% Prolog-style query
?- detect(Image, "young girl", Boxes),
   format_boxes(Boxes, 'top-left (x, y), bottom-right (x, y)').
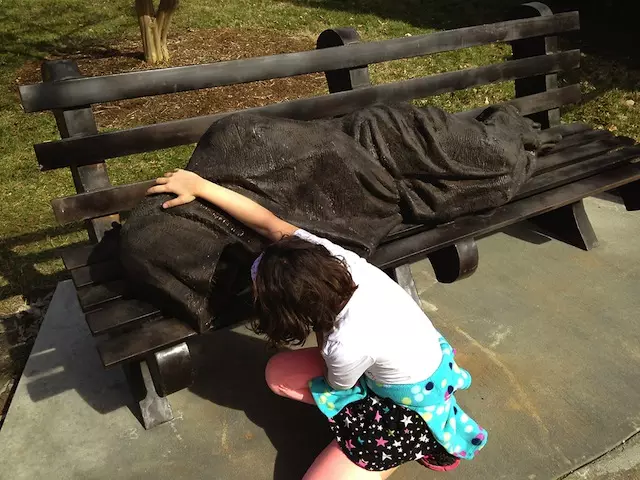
top-left (148, 169), bottom-right (488, 479)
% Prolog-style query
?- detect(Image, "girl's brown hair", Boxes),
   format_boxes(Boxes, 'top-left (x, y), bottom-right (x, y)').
top-left (251, 235), bottom-right (357, 346)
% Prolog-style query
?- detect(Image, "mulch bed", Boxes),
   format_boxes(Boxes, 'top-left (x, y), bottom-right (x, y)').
top-left (15, 28), bottom-right (328, 130)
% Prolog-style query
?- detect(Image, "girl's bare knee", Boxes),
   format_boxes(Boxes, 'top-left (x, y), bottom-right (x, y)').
top-left (264, 352), bottom-right (287, 395)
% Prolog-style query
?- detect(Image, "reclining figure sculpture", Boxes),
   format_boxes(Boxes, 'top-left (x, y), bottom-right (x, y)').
top-left (119, 103), bottom-right (559, 331)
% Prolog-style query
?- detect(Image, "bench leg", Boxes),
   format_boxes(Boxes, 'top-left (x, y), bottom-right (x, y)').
top-left (387, 264), bottom-right (421, 306)
top-left (530, 200), bottom-right (598, 251)
top-left (125, 342), bottom-right (195, 429)
top-left (619, 181), bottom-right (640, 211)
top-left (125, 360), bottom-right (174, 430)
top-left (427, 238), bottom-right (479, 283)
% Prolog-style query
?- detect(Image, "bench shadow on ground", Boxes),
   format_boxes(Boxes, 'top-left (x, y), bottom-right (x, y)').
top-left (188, 329), bottom-right (332, 480)
top-left (13, 278), bottom-right (135, 422)
top-left (21, 333), bottom-right (134, 416)
top-left (497, 221), bottom-right (554, 245)
top-left (19, 289), bottom-right (328, 479)
top-left (18, 283), bottom-right (136, 418)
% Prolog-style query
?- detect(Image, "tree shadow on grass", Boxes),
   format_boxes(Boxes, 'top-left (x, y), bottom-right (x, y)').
top-left (0, 1), bottom-right (136, 65)
top-left (282, 0), bottom-right (639, 138)
top-left (0, 224), bottom-right (86, 310)
top-left (282, 0), bottom-right (638, 66)
top-left (0, 224), bottom-right (88, 414)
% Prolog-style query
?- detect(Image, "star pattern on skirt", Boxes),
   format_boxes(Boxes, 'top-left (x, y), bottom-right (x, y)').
top-left (401, 415), bottom-right (413, 427)
top-left (326, 393), bottom-right (452, 471)
top-left (375, 437), bottom-right (388, 447)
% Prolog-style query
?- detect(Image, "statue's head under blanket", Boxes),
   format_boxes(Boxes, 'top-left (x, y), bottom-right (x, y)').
top-left (120, 103), bottom-right (552, 331)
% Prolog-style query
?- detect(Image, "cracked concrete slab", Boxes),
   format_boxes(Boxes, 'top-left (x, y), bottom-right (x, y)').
top-left (563, 433), bottom-right (640, 480)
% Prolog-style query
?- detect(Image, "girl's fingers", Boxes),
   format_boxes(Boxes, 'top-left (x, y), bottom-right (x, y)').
top-left (164, 171), bottom-right (174, 177)
top-left (146, 184), bottom-right (168, 195)
top-left (162, 195), bottom-right (194, 209)
top-left (155, 177), bottom-right (169, 184)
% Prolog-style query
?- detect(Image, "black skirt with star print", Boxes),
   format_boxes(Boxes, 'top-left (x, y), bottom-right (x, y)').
top-left (327, 393), bottom-right (453, 471)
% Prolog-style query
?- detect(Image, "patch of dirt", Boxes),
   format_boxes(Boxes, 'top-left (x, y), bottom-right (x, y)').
top-left (15, 28), bottom-right (327, 130)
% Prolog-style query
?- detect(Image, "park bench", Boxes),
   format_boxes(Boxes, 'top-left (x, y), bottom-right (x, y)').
top-left (18, 1), bottom-right (640, 429)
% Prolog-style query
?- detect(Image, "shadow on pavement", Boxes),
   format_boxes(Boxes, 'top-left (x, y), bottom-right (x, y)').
top-left (188, 329), bottom-right (332, 480)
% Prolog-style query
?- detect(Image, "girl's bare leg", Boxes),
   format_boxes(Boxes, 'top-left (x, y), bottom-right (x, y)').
top-left (266, 350), bottom-right (398, 479)
top-left (303, 441), bottom-right (398, 480)
top-left (265, 347), bottom-right (324, 405)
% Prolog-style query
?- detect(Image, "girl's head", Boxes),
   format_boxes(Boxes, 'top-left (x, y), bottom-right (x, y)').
top-left (251, 235), bottom-right (356, 346)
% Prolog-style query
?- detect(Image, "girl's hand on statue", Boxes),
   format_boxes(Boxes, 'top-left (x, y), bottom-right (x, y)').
top-left (146, 169), bottom-right (207, 209)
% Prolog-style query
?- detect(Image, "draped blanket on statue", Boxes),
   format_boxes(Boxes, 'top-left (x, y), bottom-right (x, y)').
top-left (119, 103), bottom-right (554, 330)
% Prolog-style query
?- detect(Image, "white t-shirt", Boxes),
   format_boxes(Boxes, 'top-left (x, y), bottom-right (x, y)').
top-left (294, 230), bottom-right (443, 390)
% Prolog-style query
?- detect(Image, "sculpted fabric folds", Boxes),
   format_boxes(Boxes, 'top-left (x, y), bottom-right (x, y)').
top-left (120, 103), bottom-right (546, 331)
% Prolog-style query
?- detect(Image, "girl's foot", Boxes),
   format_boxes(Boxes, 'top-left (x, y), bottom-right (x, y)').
top-left (417, 451), bottom-right (460, 472)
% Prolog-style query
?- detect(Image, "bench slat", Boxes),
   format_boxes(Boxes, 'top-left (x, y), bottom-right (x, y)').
top-left (62, 240), bottom-right (119, 270)
top-left (97, 317), bottom-right (197, 368)
top-left (70, 261), bottom-right (122, 288)
top-left (36, 51), bottom-right (580, 169)
top-left (77, 280), bottom-right (127, 310)
top-left (517, 145), bottom-right (640, 199)
top-left (538, 129), bottom-right (617, 158)
top-left (536, 134), bottom-right (636, 173)
top-left (458, 86), bottom-right (581, 122)
top-left (371, 160), bottom-right (640, 269)
top-left (49, 86), bottom-right (581, 226)
top-left (53, 181), bottom-right (154, 225)
top-left (20, 13), bottom-right (579, 113)
top-left (86, 299), bottom-right (161, 335)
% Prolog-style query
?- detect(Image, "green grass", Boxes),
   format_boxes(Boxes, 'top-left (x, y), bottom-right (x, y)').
top-left (1, 0), bottom-right (639, 314)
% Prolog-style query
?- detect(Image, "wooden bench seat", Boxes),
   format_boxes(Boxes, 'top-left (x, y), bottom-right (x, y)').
top-left (18, 2), bottom-right (640, 429)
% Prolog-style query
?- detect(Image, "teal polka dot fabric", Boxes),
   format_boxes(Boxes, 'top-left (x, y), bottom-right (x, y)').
top-left (309, 336), bottom-right (487, 461)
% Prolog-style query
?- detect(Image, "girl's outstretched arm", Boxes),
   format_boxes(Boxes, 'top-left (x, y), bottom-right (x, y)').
top-left (147, 169), bottom-right (298, 242)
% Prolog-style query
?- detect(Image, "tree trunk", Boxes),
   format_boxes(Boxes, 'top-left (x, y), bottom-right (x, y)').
top-left (156, 0), bottom-right (179, 61)
top-left (135, 0), bottom-right (179, 64)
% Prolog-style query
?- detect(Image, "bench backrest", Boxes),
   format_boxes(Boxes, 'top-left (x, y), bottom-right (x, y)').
top-left (19, 3), bottom-right (580, 244)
